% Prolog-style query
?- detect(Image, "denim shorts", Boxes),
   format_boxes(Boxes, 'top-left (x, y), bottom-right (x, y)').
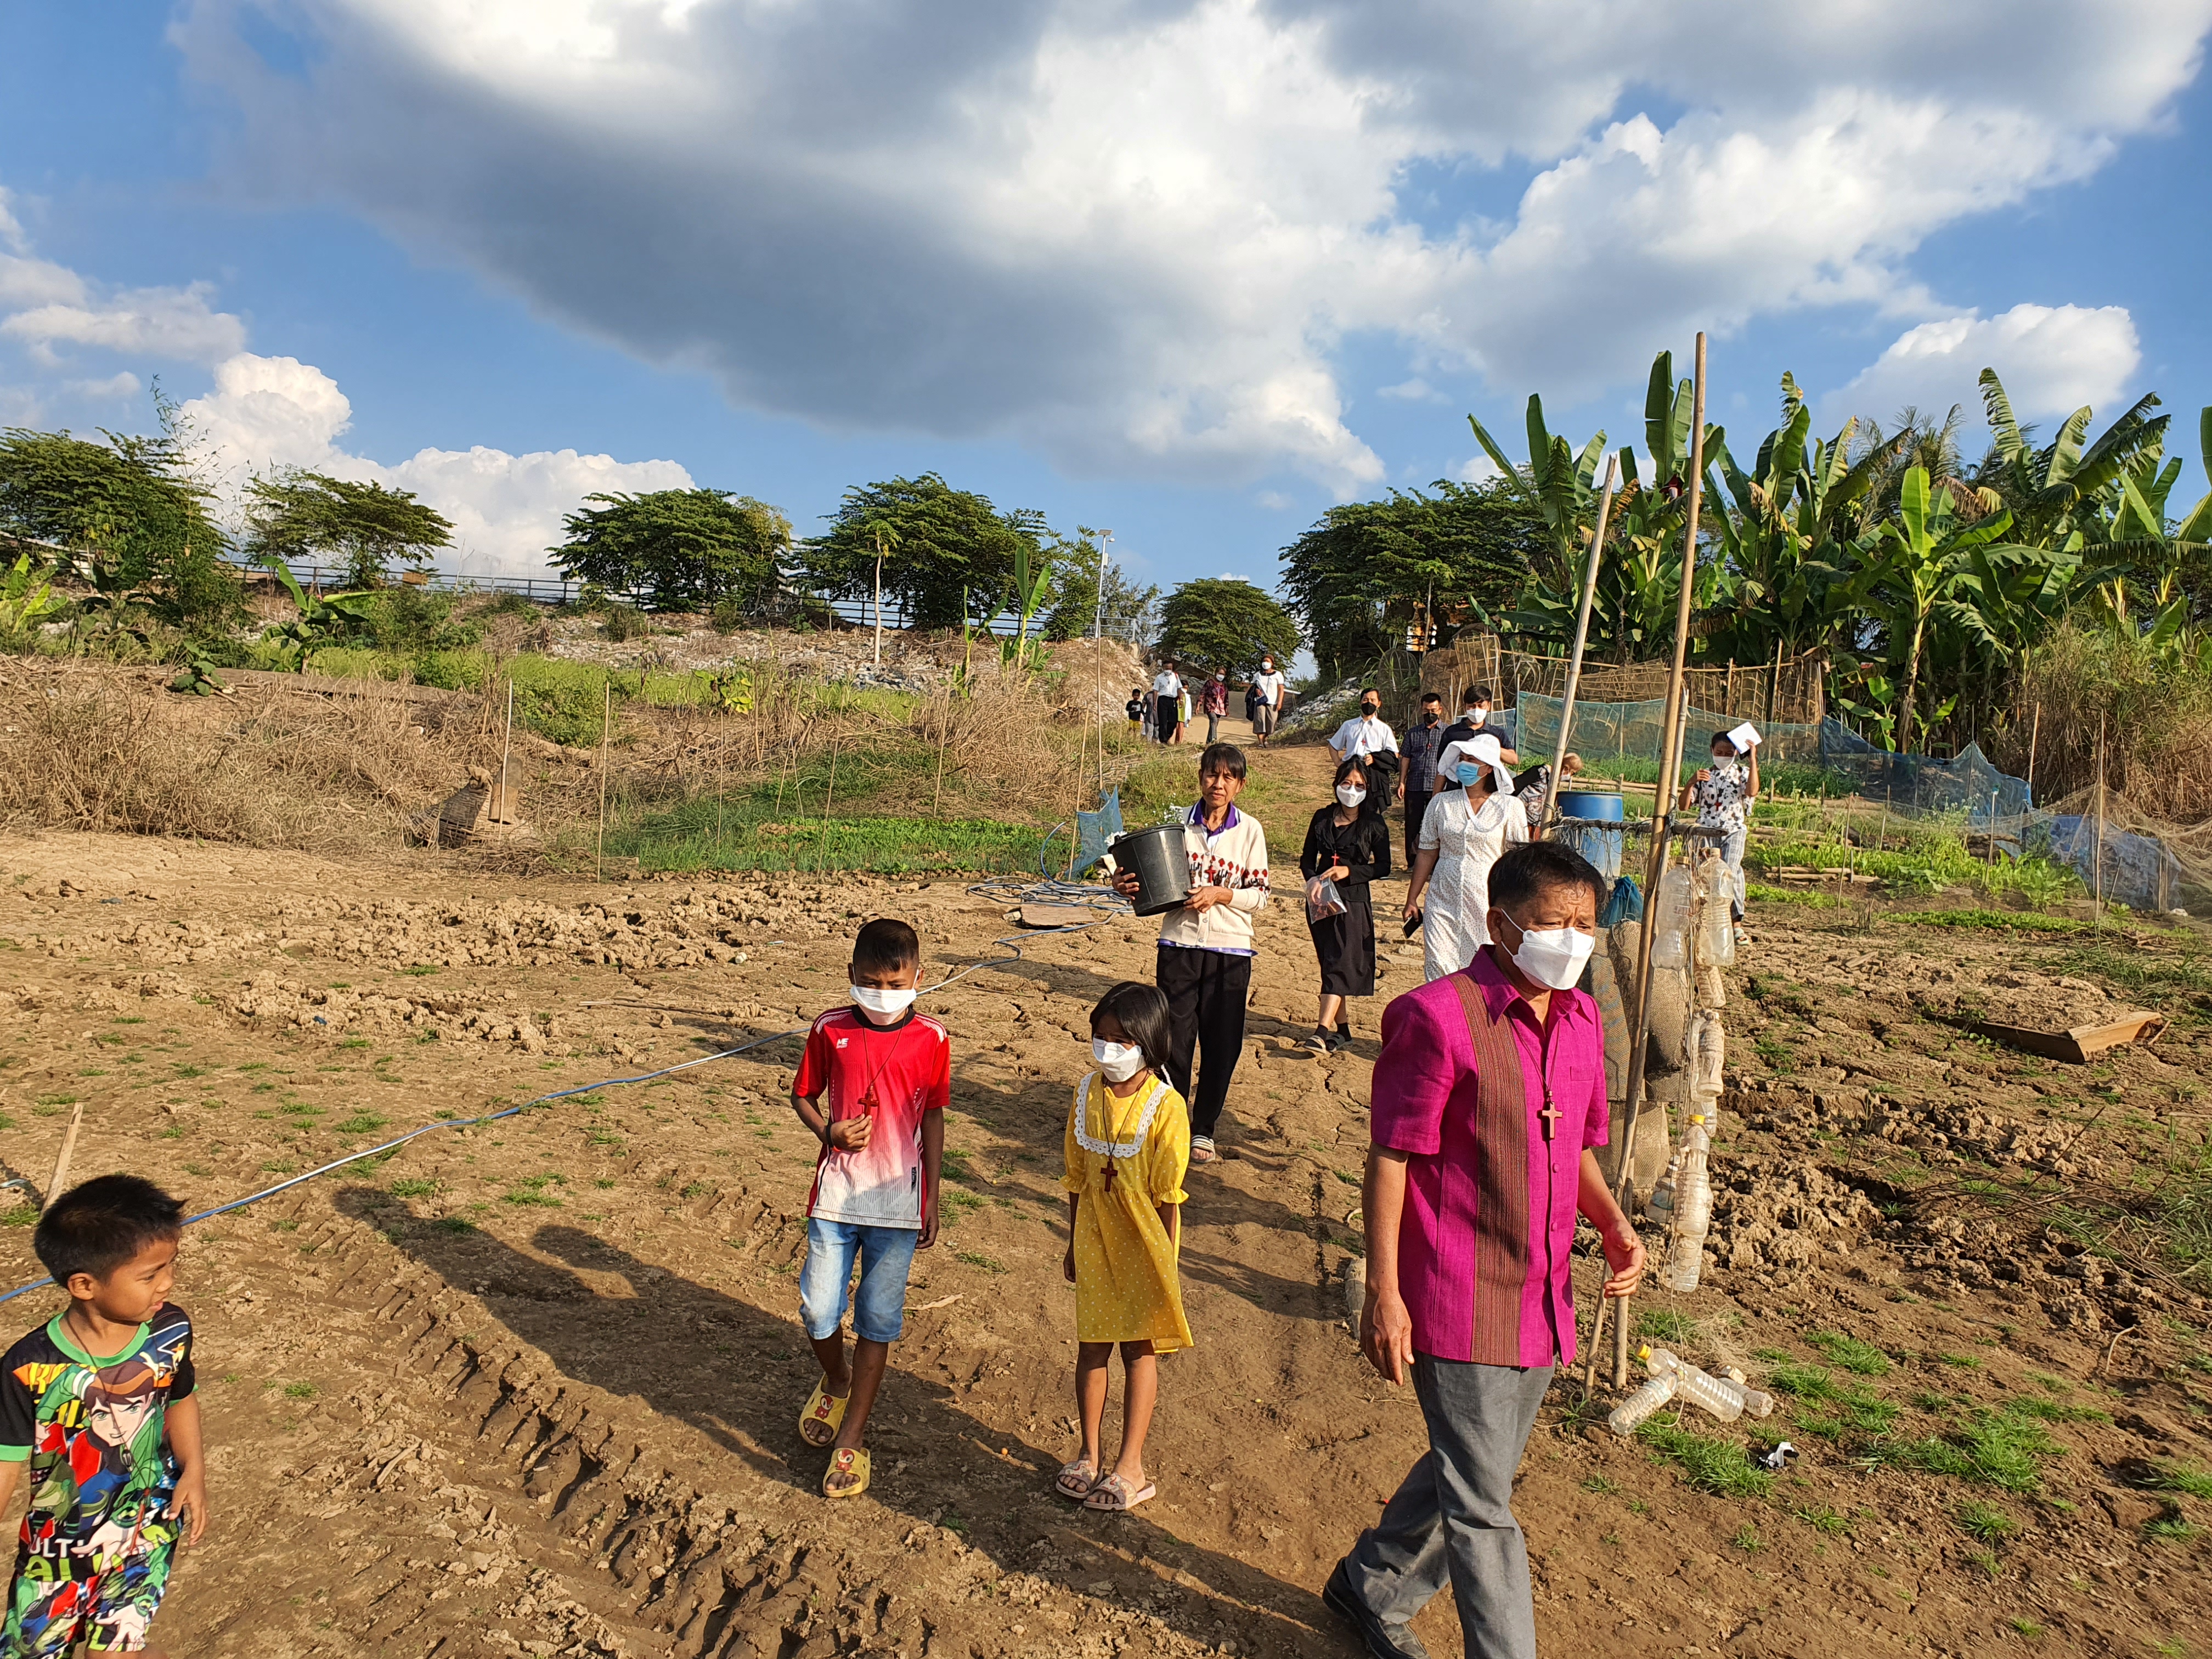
top-left (799, 1217), bottom-right (920, 1344)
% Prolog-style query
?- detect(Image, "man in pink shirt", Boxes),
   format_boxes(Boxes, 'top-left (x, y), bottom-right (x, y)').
top-left (1327, 841), bottom-right (1645, 1659)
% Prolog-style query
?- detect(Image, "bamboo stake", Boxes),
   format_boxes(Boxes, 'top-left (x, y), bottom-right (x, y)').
top-left (2026, 703), bottom-right (2041, 804)
top-left (824, 736), bottom-right (840, 818)
top-left (2092, 715), bottom-right (2106, 925)
top-left (1542, 454), bottom-right (1620, 835)
top-left (1611, 331), bottom-right (1709, 1390)
top-left (44, 1101), bottom-right (85, 1211)
top-left (595, 683), bottom-right (612, 881)
top-left (498, 677), bottom-right (515, 823)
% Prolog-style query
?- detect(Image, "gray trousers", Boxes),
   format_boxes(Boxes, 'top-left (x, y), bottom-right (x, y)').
top-left (1720, 825), bottom-right (1747, 921)
top-left (1343, 1357), bottom-right (1553, 1659)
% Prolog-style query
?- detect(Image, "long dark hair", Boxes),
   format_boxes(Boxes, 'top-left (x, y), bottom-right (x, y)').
top-left (1092, 981), bottom-right (1172, 1077)
top-left (1331, 755), bottom-right (1380, 819)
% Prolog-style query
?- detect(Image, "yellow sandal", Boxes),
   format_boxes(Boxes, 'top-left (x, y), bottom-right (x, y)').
top-left (799, 1379), bottom-right (849, 1448)
top-left (822, 1446), bottom-right (870, 1499)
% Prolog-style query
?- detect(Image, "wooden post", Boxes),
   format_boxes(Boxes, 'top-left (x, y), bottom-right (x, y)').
top-left (2026, 703), bottom-right (2041, 805)
top-left (1543, 454), bottom-right (1620, 834)
top-left (1612, 332), bottom-right (1711, 1389)
top-left (824, 737), bottom-right (841, 818)
top-left (2092, 716), bottom-right (2106, 924)
top-left (595, 682), bottom-right (612, 881)
top-left (44, 1102), bottom-right (85, 1211)
top-left (497, 677), bottom-right (515, 823)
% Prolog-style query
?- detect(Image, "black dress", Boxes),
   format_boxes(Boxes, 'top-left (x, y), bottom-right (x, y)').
top-left (1300, 805), bottom-right (1393, 996)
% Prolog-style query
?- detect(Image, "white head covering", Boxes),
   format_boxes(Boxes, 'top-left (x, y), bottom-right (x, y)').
top-left (1442, 733), bottom-right (1516, 799)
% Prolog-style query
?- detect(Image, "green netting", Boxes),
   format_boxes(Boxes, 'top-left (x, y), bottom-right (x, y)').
top-left (1513, 693), bottom-right (1824, 771)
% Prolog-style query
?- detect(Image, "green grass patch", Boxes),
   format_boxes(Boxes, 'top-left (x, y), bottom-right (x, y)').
top-left (1956, 1500), bottom-right (2017, 1543)
top-left (1889, 909), bottom-right (2088, 935)
top-left (1785, 1502), bottom-right (1853, 1535)
top-left (1808, 1331), bottom-right (1892, 1375)
top-left (1880, 1407), bottom-right (2063, 1494)
top-left (1637, 1421), bottom-right (1773, 1498)
top-left (952, 1249), bottom-right (1006, 1274)
top-left (2006, 1398), bottom-right (2109, 1424)
top-left (0, 1204), bottom-right (37, 1229)
top-left (1634, 1309), bottom-right (1696, 1344)
top-left (1768, 1363), bottom-right (1898, 1437)
top-left (501, 1175), bottom-right (566, 1207)
top-left (2151, 1460), bottom-right (2212, 1501)
top-left (388, 1178), bottom-right (440, 1199)
top-left (1745, 882), bottom-right (1844, 909)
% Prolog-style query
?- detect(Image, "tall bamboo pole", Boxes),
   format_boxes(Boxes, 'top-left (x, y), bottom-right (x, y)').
top-left (1541, 454), bottom-right (1620, 834)
top-left (1609, 332), bottom-right (1709, 1387)
top-left (595, 684), bottom-right (612, 881)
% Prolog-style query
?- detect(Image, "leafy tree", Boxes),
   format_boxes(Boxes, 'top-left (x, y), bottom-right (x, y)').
top-left (241, 470), bottom-right (453, 590)
top-left (1869, 465), bottom-right (2025, 753)
top-left (1280, 479), bottom-right (1541, 679)
top-left (0, 396), bottom-right (238, 625)
top-left (1041, 527), bottom-right (1159, 642)
top-left (1155, 578), bottom-right (1299, 676)
top-left (552, 488), bottom-right (792, 613)
top-left (806, 474), bottom-right (1048, 630)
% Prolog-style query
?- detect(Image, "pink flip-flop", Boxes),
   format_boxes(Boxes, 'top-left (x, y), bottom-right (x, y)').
top-left (1083, 1473), bottom-right (1156, 1513)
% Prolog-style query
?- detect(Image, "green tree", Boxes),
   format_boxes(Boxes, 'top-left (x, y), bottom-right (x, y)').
top-left (806, 474), bottom-right (1048, 630)
top-left (241, 471), bottom-right (453, 590)
top-left (1041, 527), bottom-right (1159, 642)
top-left (1280, 479), bottom-right (1541, 679)
top-left (1155, 578), bottom-right (1299, 676)
top-left (552, 488), bottom-right (792, 614)
top-left (0, 398), bottom-right (238, 626)
top-left (1872, 465), bottom-right (2024, 753)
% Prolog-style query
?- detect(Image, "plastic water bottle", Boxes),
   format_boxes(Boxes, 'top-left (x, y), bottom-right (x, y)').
top-left (1650, 866), bottom-right (1693, 968)
top-left (1658, 1114), bottom-right (1712, 1293)
top-left (1607, 1369), bottom-right (1679, 1436)
top-left (1689, 1012), bottom-right (1726, 1102)
top-left (1698, 853), bottom-right (1737, 966)
top-left (1645, 1162), bottom-right (1677, 1221)
top-left (1646, 1348), bottom-right (1774, 1422)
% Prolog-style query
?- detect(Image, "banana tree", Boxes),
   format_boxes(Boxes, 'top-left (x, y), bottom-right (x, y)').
top-left (1467, 396), bottom-right (1607, 588)
top-left (0, 553), bottom-right (60, 636)
top-left (1976, 369), bottom-right (2171, 550)
top-left (997, 540), bottom-right (1056, 675)
top-left (258, 560), bottom-right (380, 669)
top-left (1874, 466), bottom-right (2024, 753)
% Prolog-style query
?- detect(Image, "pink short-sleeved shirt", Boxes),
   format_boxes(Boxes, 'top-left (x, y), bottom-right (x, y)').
top-left (1369, 947), bottom-right (1609, 1368)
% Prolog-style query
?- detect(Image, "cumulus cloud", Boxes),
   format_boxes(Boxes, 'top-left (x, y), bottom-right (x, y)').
top-left (1378, 378), bottom-right (1447, 403)
top-left (169, 0), bottom-right (2209, 487)
top-left (181, 352), bottom-right (693, 575)
top-left (1819, 303), bottom-right (2143, 435)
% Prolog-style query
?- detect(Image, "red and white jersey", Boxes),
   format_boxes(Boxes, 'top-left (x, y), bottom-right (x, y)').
top-left (794, 1007), bottom-right (951, 1229)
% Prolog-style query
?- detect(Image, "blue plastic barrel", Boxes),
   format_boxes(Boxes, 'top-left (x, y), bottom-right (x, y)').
top-left (1553, 790), bottom-right (1626, 879)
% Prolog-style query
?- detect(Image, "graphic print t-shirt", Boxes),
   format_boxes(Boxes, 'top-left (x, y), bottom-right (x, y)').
top-left (794, 1008), bottom-right (951, 1229)
top-left (0, 1304), bottom-right (196, 1555)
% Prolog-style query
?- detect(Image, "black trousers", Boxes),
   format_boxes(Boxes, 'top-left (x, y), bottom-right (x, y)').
top-left (1403, 788), bottom-right (1432, 867)
top-left (1154, 944), bottom-right (1250, 1141)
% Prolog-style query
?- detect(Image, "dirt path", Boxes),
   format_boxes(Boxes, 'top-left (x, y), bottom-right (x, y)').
top-left (1, 737), bottom-right (2208, 1657)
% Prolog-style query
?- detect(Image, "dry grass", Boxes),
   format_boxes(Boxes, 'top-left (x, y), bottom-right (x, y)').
top-left (0, 676), bottom-right (500, 852)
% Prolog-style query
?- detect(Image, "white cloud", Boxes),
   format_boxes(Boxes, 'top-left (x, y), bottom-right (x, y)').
top-left (64, 371), bottom-right (143, 400)
top-left (1820, 303), bottom-right (2142, 435)
top-left (0, 283), bottom-right (245, 367)
top-left (1453, 453), bottom-right (1502, 483)
top-left (171, 0), bottom-right (2211, 488)
top-left (1378, 378), bottom-right (1447, 403)
top-left (1252, 489), bottom-right (1294, 510)
top-left (181, 351), bottom-right (692, 575)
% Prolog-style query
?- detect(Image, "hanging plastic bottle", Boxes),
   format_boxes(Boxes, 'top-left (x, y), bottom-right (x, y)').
top-left (1607, 1368), bottom-right (1679, 1436)
top-left (1697, 852), bottom-right (1736, 966)
top-left (1645, 1347), bottom-right (1775, 1422)
top-left (1689, 1011), bottom-right (1726, 1102)
top-left (1646, 1158), bottom-right (1677, 1221)
top-left (1658, 1113), bottom-right (1712, 1293)
top-left (1650, 864), bottom-right (1693, 969)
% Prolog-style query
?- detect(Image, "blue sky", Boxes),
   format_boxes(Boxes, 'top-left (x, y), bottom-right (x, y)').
top-left (4, 1), bottom-right (2210, 592)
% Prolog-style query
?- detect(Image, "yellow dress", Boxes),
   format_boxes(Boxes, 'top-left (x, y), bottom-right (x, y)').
top-left (1062, 1072), bottom-right (1193, 1352)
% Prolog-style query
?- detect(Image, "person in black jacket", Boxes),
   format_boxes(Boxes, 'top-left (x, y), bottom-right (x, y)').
top-left (1299, 755), bottom-right (1393, 1053)
top-left (1400, 690), bottom-right (1446, 864)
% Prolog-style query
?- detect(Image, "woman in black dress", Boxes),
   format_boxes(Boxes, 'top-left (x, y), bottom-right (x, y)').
top-left (1300, 755), bottom-right (1393, 1052)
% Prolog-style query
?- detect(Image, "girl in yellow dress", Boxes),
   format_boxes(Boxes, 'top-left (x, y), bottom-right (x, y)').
top-left (1056, 980), bottom-right (1191, 1514)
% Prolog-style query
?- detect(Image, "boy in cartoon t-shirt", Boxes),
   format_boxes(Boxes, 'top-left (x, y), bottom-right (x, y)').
top-left (788, 918), bottom-right (950, 1500)
top-left (1, 1175), bottom-right (207, 1657)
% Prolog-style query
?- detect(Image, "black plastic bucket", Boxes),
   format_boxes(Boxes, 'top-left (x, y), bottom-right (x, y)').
top-left (1115, 822), bottom-right (1194, 917)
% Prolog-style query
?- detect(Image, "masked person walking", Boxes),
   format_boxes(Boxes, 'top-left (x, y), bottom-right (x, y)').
top-left (1201, 669), bottom-right (1229, 744)
top-left (1439, 686), bottom-right (1519, 771)
top-left (1111, 744), bottom-right (1270, 1165)
top-left (1400, 691), bottom-right (1446, 866)
top-left (1250, 654), bottom-right (1287, 742)
top-left (1150, 661), bottom-right (1184, 745)
top-left (1682, 730), bottom-right (1759, 944)
top-left (1326, 842), bottom-right (1646, 1659)
top-left (1406, 735), bottom-right (1524, 983)
top-left (1300, 756), bottom-right (1392, 1053)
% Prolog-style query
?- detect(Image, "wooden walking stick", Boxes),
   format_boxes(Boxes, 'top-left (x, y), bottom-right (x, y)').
top-left (1542, 454), bottom-right (1620, 835)
top-left (1609, 332), bottom-right (1710, 1389)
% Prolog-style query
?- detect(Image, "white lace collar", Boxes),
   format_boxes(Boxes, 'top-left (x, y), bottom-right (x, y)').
top-left (1071, 1073), bottom-right (1168, 1159)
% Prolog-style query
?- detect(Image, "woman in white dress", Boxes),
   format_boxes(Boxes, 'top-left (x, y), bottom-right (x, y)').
top-left (1403, 735), bottom-right (1527, 982)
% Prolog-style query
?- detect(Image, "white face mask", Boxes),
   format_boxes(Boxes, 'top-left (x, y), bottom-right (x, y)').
top-left (1469, 708), bottom-right (1487, 726)
top-left (850, 984), bottom-right (917, 1018)
top-left (1091, 1037), bottom-right (1146, 1082)
top-left (1335, 784), bottom-right (1367, 808)
top-left (1497, 914), bottom-right (1596, 991)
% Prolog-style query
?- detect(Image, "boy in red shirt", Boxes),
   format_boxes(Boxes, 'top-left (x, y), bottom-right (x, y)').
top-left (789, 918), bottom-right (949, 1499)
